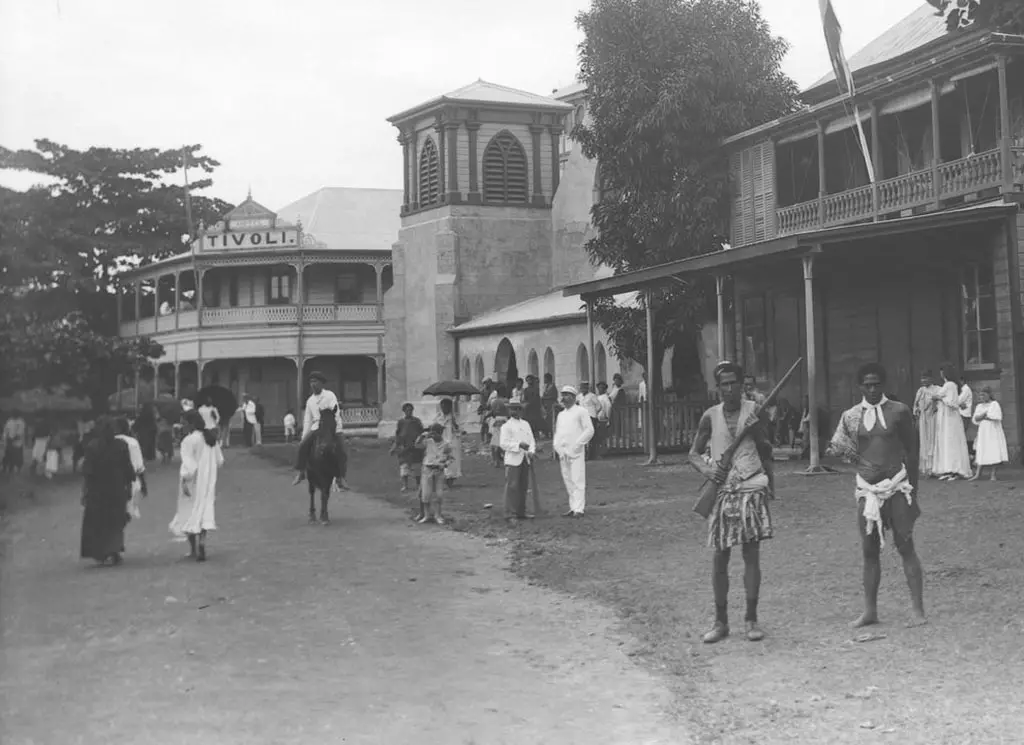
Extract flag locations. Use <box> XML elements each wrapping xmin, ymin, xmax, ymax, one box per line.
<box><xmin>818</xmin><ymin>0</ymin><xmax>875</xmax><ymax>183</ymax></box>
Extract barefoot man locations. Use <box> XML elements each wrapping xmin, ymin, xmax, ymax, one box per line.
<box><xmin>827</xmin><ymin>362</ymin><xmax>926</xmax><ymax>628</ymax></box>
<box><xmin>689</xmin><ymin>362</ymin><xmax>775</xmax><ymax>644</ymax></box>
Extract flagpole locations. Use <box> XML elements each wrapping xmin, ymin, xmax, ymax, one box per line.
<box><xmin>183</xmin><ymin>148</ymin><xmax>195</xmax><ymax>240</ymax></box>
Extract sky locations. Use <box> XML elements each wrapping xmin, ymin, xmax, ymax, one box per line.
<box><xmin>0</xmin><ymin>0</ymin><xmax>924</xmax><ymax>211</ymax></box>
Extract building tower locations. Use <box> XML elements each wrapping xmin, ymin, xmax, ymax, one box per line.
<box><xmin>382</xmin><ymin>80</ymin><xmax>572</xmax><ymax>424</ymax></box>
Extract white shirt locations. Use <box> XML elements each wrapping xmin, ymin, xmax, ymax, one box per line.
<box><xmin>198</xmin><ymin>405</ymin><xmax>220</xmax><ymax>430</ymax></box>
<box><xmin>244</xmin><ymin>400</ymin><xmax>258</xmax><ymax>424</ymax></box>
<box><xmin>116</xmin><ymin>434</ymin><xmax>145</xmax><ymax>475</ymax></box>
<box><xmin>554</xmin><ymin>404</ymin><xmax>595</xmax><ymax>459</ymax></box>
<box><xmin>499</xmin><ymin>416</ymin><xmax>536</xmax><ymax>467</ymax></box>
<box><xmin>580</xmin><ymin>392</ymin><xmax>601</xmax><ymax>419</ymax></box>
<box><xmin>638</xmin><ymin>380</ymin><xmax>648</xmax><ymax>402</ymax></box>
<box><xmin>283</xmin><ymin>413</ymin><xmax>296</xmax><ymax>428</ymax></box>
<box><xmin>303</xmin><ymin>389</ymin><xmax>344</xmax><ymax>434</ymax></box>
<box><xmin>597</xmin><ymin>393</ymin><xmax>612</xmax><ymax>421</ymax></box>
<box><xmin>510</xmin><ymin>388</ymin><xmax>524</xmax><ymax>403</ymax></box>
<box><xmin>3</xmin><ymin>417</ymin><xmax>26</xmax><ymax>446</ymax></box>
<box><xmin>957</xmin><ymin>385</ymin><xmax>973</xmax><ymax>419</ymax></box>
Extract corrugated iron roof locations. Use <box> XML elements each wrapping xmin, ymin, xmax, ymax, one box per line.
<box><xmin>452</xmin><ymin>285</ymin><xmax>640</xmax><ymax>334</ymax></box>
<box><xmin>275</xmin><ymin>187</ymin><xmax>403</xmax><ymax>253</ymax></box>
<box><xmin>388</xmin><ymin>79</ymin><xmax>572</xmax><ymax>123</ymax></box>
<box><xmin>809</xmin><ymin>3</ymin><xmax>948</xmax><ymax>91</ymax></box>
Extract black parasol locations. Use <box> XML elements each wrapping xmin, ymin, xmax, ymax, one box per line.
<box><xmin>422</xmin><ymin>380</ymin><xmax>481</xmax><ymax>397</ymax></box>
<box><xmin>195</xmin><ymin>385</ymin><xmax>237</xmax><ymax>425</ymax></box>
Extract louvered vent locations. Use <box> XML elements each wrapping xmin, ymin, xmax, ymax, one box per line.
<box><xmin>419</xmin><ymin>138</ymin><xmax>440</xmax><ymax>207</ymax></box>
<box><xmin>482</xmin><ymin>131</ymin><xmax>529</xmax><ymax>204</ymax></box>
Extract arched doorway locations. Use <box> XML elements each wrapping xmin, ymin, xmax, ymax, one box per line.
<box><xmin>461</xmin><ymin>357</ymin><xmax>471</xmax><ymax>380</ymax></box>
<box><xmin>494</xmin><ymin>338</ymin><xmax>518</xmax><ymax>386</ymax></box>
<box><xmin>543</xmin><ymin>347</ymin><xmax>555</xmax><ymax>382</ymax></box>
<box><xmin>596</xmin><ymin>342</ymin><xmax>608</xmax><ymax>384</ymax></box>
<box><xmin>475</xmin><ymin>355</ymin><xmax>485</xmax><ymax>385</ymax></box>
<box><xmin>527</xmin><ymin>349</ymin><xmax>539</xmax><ymax>378</ymax></box>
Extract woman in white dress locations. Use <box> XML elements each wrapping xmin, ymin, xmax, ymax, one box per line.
<box><xmin>170</xmin><ymin>410</ymin><xmax>223</xmax><ymax>562</ymax></box>
<box><xmin>970</xmin><ymin>387</ymin><xmax>1008</xmax><ymax>481</ymax></box>
<box><xmin>912</xmin><ymin>370</ymin><xmax>941</xmax><ymax>477</ymax></box>
<box><xmin>434</xmin><ymin>397</ymin><xmax>463</xmax><ymax>486</ymax></box>
<box><xmin>931</xmin><ymin>365</ymin><xmax>972</xmax><ymax>481</ymax></box>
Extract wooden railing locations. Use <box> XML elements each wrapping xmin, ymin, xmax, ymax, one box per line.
<box><xmin>302</xmin><ymin>304</ymin><xmax>379</xmax><ymax>323</ymax></box>
<box><xmin>203</xmin><ymin>305</ymin><xmax>298</xmax><ymax>325</ymax></box>
<box><xmin>339</xmin><ymin>406</ymin><xmax>382</xmax><ymax>425</ymax></box>
<box><xmin>543</xmin><ymin>399</ymin><xmax>711</xmax><ymax>455</ymax></box>
<box><xmin>776</xmin><ymin>147</ymin><xmax>1020</xmax><ymax>237</ymax></box>
<box><xmin>121</xmin><ymin>304</ymin><xmax>381</xmax><ymax>336</ymax></box>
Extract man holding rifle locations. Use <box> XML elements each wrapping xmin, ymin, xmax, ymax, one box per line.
<box><xmin>689</xmin><ymin>361</ymin><xmax>775</xmax><ymax>644</ymax></box>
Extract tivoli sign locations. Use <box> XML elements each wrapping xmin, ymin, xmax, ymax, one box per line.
<box><xmin>200</xmin><ymin>229</ymin><xmax>300</xmax><ymax>251</ymax></box>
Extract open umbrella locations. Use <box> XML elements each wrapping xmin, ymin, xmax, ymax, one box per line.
<box><xmin>422</xmin><ymin>380</ymin><xmax>480</xmax><ymax>397</ymax></box>
<box><xmin>195</xmin><ymin>385</ymin><xmax>238</xmax><ymax>425</ymax></box>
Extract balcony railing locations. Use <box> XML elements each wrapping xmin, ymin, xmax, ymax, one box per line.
<box><xmin>776</xmin><ymin>147</ymin><xmax>1023</xmax><ymax>237</ymax></box>
<box><xmin>120</xmin><ymin>303</ymin><xmax>380</xmax><ymax>337</ymax></box>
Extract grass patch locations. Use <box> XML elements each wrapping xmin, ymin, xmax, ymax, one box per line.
<box><xmin>260</xmin><ymin>438</ymin><xmax>1024</xmax><ymax>743</ymax></box>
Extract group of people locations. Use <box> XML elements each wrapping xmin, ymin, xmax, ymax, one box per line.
<box><xmin>77</xmin><ymin>406</ymin><xmax>223</xmax><ymax>567</ymax></box>
<box><xmin>389</xmin><ymin>398</ymin><xmax>464</xmax><ymax>524</ymax></box>
<box><xmin>913</xmin><ymin>365</ymin><xmax>1008</xmax><ymax>481</ymax></box>
<box><xmin>690</xmin><ymin>360</ymin><xmax>928</xmax><ymax>645</ymax></box>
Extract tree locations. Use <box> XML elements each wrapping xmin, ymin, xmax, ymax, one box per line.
<box><xmin>937</xmin><ymin>0</ymin><xmax>1024</xmax><ymax>33</ymax></box>
<box><xmin>574</xmin><ymin>0</ymin><xmax>799</xmax><ymax>389</ymax></box>
<box><xmin>0</xmin><ymin>141</ymin><xmax>232</xmax><ymax>408</ymax></box>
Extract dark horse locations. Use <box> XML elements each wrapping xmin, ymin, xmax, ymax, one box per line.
<box><xmin>306</xmin><ymin>406</ymin><xmax>345</xmax><ymax>525</ymax></box>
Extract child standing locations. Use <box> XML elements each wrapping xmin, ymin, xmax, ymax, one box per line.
<box><xmin>489</xmin><ymin>405</ymin><xmax>508</xmax><ymax>468</ymax></box>
<box><xmin>416</xmin><ymin>423</ymin><xmax>453</xmax><ymax>525</ymax></box>
<box><xmin>283</xmin><ymin>409</ymin><xmax>297</xmax><ymax>443</ymax></box>
<box><xmin>970</xmin><ymin>386</ymin><xmax>1008</xmax><ymax>481</ymax></box>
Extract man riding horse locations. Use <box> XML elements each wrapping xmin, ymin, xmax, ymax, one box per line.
<box><xmin>291</xmin><ymin>371</ymin><xmax>349</xmax><ymax>490</ymax></box>
<box><xmin>305</xmin><ymin>404</ymin><xmax>344</xmax><ymax>524</ymax></box>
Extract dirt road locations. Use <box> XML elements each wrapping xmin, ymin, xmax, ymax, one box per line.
<box><xmin>0</xmin><ymin>451</ymin><xmax>690</xmax><ymax>745</ymax></box>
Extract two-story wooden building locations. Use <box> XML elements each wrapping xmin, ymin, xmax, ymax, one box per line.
<box><xmin>116</xmin><ymin>189</ymin><xmax>400</xmax><ymax>431</ymax></box>
<box><xmin>565</xmin><ymin>6</ymin><xmax>1024</xmax><ymax>460</ymax></box>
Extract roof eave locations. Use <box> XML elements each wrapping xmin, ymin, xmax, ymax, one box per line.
<box><xmin>388</xmin><ymin>95</ymin><xmax>573</xmax><ymax>125</ymax></box>
<box><xmin>450</xmin><ymin>312</ymin><xmax>586</xmax><ymax>337</ymax></box>
<box><xmin>722</xmin><ymin>31</ymin><xmax>1023</xmax><ymax>148</ymax></box>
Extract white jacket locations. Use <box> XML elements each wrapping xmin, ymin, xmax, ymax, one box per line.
<box><xmin>553</xmin><ymin>404</ymin><xmax>595</xmax><ymax>459</ymax></box>
<box><xmin>500</xmin><ymin>417</ymin><xmax>536</xmax><ymax>466</ymax></box>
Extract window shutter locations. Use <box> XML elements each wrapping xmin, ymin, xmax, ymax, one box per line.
<box><xmin>483</xmin><ymin>131</ymin><xmax>529</xmax><ymax>204</ymax></box>
<box><xmin>729</xmin><ymin>150</ymin><xmax>745</xmax><ymax>246</ymax></box>
<box><xmin>741</xmin><ymin>148</ymin><xmax>755</xmax><ymax>245</ymax></box>
<box><xmin>418</xmin><ymin>138</ymin><xmax>440</xmax><ymax>207</ymax></box>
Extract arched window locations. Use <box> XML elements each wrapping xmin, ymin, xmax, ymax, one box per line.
<box><xmin>419</xmin><ymin>137</ymin><xmax>440</xmax><ymax>208</ymax></box>
<box><xmin>475</xmin><ymin>355</ymin><xmax>485</xmax><ymax>385</ymax></box>
<box><xmin>462</xmin><ymin>357</ymin><xmax>471</xmax><ymax>381</ymax></box>
<box><xmin>543</xmin><ymin>347</ymin><xmax>555</xmax><ymax>382</ymax></box>
<box><xmin>596</xmin><ymin>342</ymin><xmax>608</xmax><ymax>384</ymax></box>
<box><xmin>482</xmin><ymin>130</ymin><xmax>529</xmax><ymax>204</ymax></box>
<box><xmin>576</xmin><ymin>343</ymin><xmax>590</xmax><ymax>385</ymax></box>
<box><xmin>527</xmin><ymin>349</ymin><xmax>539</xmax><ymax>378</ymax></box>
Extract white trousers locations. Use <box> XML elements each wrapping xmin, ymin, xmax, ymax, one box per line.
<box><xmin>559</xmin><ymin>455</ymin><xmax>586</xmax><ymax>513</ymax></box>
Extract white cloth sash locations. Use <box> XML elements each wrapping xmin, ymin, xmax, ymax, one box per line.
<box><xmin>855</xmin><ymin>465</ymin><xmax>914</xmax><ymax>547</ymax></box>
<box><xmin>860</xmin><ymin>395</ymin><xmax>889</xmax><ymax>431</ymax></box>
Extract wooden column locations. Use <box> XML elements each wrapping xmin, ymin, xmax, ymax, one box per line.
<box><xmin>133</xmin><ymin>367</ymin><xmax>140</xmax><ymax>415</ymax></box>
<box><xmin>644</xmin><ymin>288</ymin><xmax>658</xmax><ymax>465</ymax></box>
<box><xmin>196</xmin><ymin>269</ymin><xmax>204</xmax><ymax>328</ymax></box>
<box><xmin>529</xmin><ymin>124</ymin><xmax>545</xmax><ymax>206</ymax></box>
<box><xmin>398</xmin><ymin>131</ymin><xmax>411</xmax><ymax>210</ymax></box>
<box><xmin>585</xmin><ymin>299</ymin><xmax>597</xmax><ymax>385</ymax></box>
<box><xmin>817</xmin><ymin>120</ymin><xmax>826</xmax><ymax>227</ymax></box>
<box><xmin>870</xmin><ymin>102</ymin><xmax>881</xmax><ymax>220</ymax></box>
<box><xmin>374</xmin><ymin>263</ymin><xmax>384</xmax><ymax>321</ymax></box>
<box><xmin>930</xmin><ymin>80</ymin><xmax>942</xmax><ymax>208</ymax></box>
<box><xmin>997</xmin><ymin>55</ymin><xmax>1013</xmax><ymax>193</ymax></box>
<box><xmin>134</xmin><ymin>282</ymin><xmax>141</xmax><ymax>336</ymax></box>
<box><xmin>293</xmin><ymin>357</ymin><xmax>304</xmax><ymax>416</ymax></box>
<box><xmin>550</xmin><ymin>126</ymin><xmax>563</xmax><ymax>195</ymax></box>
<box><xmin>173</xmin><ymin>362</ymin><xmax>181</xmax><ymax>400</ymax></box>
<box><xmin>715</xmin><ymin>274</ymin><xmax>726</xmax><ymax>360</ymax></box>
<box><xmin>174</xmin><ymin>271</ymin><xmax>181</xmax><ymax>330</ymax></box>
<box><xmin>375</xmin><ymin>353</ymin><xmax>385</xmax><ymax>408</ymax></box>
<box><xmin>801</xmin><ymin>253</ymin><xmax>825</xmax><ymax>474</ymax></box>
<box><xmin>466</xmin><ymin>120</ymin><xmax>481</xmax><ymax>204</ymax></box>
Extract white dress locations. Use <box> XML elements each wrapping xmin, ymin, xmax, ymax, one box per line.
<box><xmin>932</xmin><ymin>381</ymin><xmax>972</xmax><ymax>477</ymax></box>
<box><xmin>435</xmin><ymin>412</ymin><xmax>463</xmax><ymax>481</ymax></box>
<box><xmin>972</xmin><ymin>401</ymin><xmax>1009</xmax><ymax>466</ymax></box>
<box><xmin>169</xmin><ymin>431</ymin><xmax>223</xmax><ymax>539</ymax></box>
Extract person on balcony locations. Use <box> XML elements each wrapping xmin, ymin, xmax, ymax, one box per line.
<box><xmin>291</xmin><ymin>371</ymin><xmax>347</xmax><ymax>489</ymax></box>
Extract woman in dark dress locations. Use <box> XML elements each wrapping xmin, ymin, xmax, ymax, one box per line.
<box><xmin>134</xmin><ymin>403</ymin><xmax>157</xmax><ymax>462</ymax></box>
<box><xmin>80</xmin><ymin>416</ymin><xmax>136</xmax><ymax>566</ymax></box>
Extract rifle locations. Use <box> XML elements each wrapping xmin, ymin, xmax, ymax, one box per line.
<box><xmin>693</xmin><ymin>358</ymin><xmax>803</xmax><ymax>519</ymax></box>
<box><xmin>526</xmin><ymin>454</ymin><xmax>543</xmax><ymax>516</ymax></box>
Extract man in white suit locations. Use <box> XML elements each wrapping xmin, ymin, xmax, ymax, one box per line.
<box><xmin>553</xmin><ymin>386</ymin><xmax>595</xmax><ymax>518</ymax></box>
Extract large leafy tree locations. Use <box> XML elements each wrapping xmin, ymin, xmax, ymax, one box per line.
<box><xmin>935</xmin><ymin>0</ymin><xmax>1024</xmax><ymax>33</ymax></box>
<box><xmin>575</xmin><ymin>0</ymin><xmax>798</xmax><ymax>389</ymax></box>
<box><xmin>0</xmin><ymin>141</ymin><xmax>232</xmax><ymax>409</ymax></box>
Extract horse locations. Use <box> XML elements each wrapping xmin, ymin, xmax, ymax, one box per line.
<box><xmin>306</xmin><ymin>406</ymin><xmax>343</xmax><ymax>525</ymax></box>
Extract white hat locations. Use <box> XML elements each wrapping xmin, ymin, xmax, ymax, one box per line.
<box><xmin>560</xmin><ymin>385</ymin><xmax>578</xmax><ymax>396</ymax></box>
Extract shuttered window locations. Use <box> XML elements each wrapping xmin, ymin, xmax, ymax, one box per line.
<box><xmin>482</xmin><ymin>131</ymin><xmax>529</xmax><ymax>204</ymax></box>
<box><xmin>418</xmin><ymin>137</ymin><xmax>440</xmax><ymax>208</ymax></box>
<box><xmin>729</xmin><ymin>141</ymin><xmax>777</xmax><ymax>247</ymax></box>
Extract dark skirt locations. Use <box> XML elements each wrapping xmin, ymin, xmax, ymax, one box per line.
<box><xmin>81</xmin><ymin>493</ymin><xmax>129</xmax><ymax>561</ymax></box>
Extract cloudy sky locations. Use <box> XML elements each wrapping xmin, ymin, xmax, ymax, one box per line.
<box><xmin>0</xmin><ymin>0</ymin><xmax>923</xmax><ymax>210</ymax></box>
